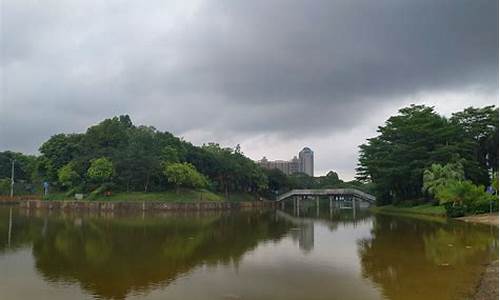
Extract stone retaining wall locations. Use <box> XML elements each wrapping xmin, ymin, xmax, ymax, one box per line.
<box><xmin>19</xmin><ymin>200</ymin><xmax>276</xmax><ymax>211</ymax></box>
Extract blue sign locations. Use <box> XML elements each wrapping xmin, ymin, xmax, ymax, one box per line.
<box><xmin>486</xmin><ymin>186</ymin><xmax>494</xmax><ymax>194</ymax></box>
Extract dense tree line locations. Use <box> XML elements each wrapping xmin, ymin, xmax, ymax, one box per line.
<box><xmin>357</xmin><ymin>105</ymin><xmax>498</xmax><ymax>205</ymax></box>
<box><xmin>0</xmin><ymin>151</ymin><xmax>38</xmax><ymax>194</ymax></box>
<box><xmin>31</xmin><ymin>115</ymin><xmax>271</xmax><ymax>197</ymax></box>
<box><xmin>2</xmin><ymin>115</ymin><xmax>366</xmax><ymax>199</ymax></box>
<box><xmin>0</xmin><ymin>115</ymin><xmax>376</xmax><ymax>199</ymax></box>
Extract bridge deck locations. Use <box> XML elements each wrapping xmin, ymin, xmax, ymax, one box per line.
<box><xmin>276</xmin><ymin>188</ymin><xmax>375</xmax><ymax>203</ymax></box>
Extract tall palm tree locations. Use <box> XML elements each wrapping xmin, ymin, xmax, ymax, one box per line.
<box><xmin>422</xmin><ymin>162</ymin><xmax>464</xmax><ymax>196</ymax></box>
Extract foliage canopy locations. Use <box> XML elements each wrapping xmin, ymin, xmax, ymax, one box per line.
<box><xmin>357</xmin><ymin>105</ymin><xmax>498</xmax><ymax>205</ymax></box>
<box><xmin>163</xmin><ymin>163</ymin><xmax>207</xmax><ymax>192</ymax></box>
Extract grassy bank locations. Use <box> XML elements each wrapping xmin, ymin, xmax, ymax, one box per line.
<box><xmin>370</xmin><ymin>203</ymin><xmax>446</xmax><ymax>217</ymax></box>
<box><xmin>43</xmin><ymin>189</ymin><xmax>263</xmax><ymax>203</ymax></box>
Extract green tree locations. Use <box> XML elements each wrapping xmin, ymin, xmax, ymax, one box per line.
<box><xmin>81</xmin><ymin>116</ymin><xmax>131</xmax><ymax>159</ymax></box>
<box><xmin>316</xmin><ymin>171</ymin><xmax>342</xmax><ymax>188</ymax></box>
<box><xmin>0</xmin><ymin>151</ymin><xmax>38</xmax><ymax>194</ymax></box>
<box><xmin>0</xmin><ymin>151</ymin><xmax>37</xmax><ymax>180</ymax></box>
<box><xmin>121</xmin><ymin>126</ymin><xmax>162</xmax><ymax>192</ymax></box>
<box><xmin>87</xmin><ymin>158</ymin><xmax>114</xmax><ymax>184</ymax></box>
<box><xmin>187</xmin><ymin>143</ymin><xmax>267</xmax><ymax>197</ymax></box>
<box><xmin>450</xmin><ymin>106</ymin><xmax>499</xmax><ymax>177</ymax></box>
<box><xmin>163</xmin><ymin>162</ymin><xmax>207</xmax><ymax>193</ymax></box>
<box><xmin>7</xmin><ymin>115</ymin><xmax>277</xmax><ymax>197</ymax></box>
<box><xmin>38</xmin><ymin>134</ymin><xmax>83</xmax><ymax>182</ymax></box>
<box><xmin>161</xmin><ymin>145</ymin><xmax>180</xmax><ymax>164</ymax></box>
<box><xmin>357</xmin><ymin>105</ymin><xmax>493</xmax><ymax>205</ymax></box>
<box><xmin>422</xmin><ymin>162</ymin><xmax>465</xmax><ymax>197</ymax></box>
<box><xmin>200</xmin><ymin>143</ymin><xmax>235</xmax><ymax>197</ymax></box>
<box><xmin>246</xmin><ymin>163</ymin><xmax>268</xmax><ymax>193</ymax></box>
<box><xmin>263</xmin><ymin>168</ymin><xmax>290</xmax><ymax>195</ymax></box>
<box><xmin>57</xmin><ymin>163</ymin><xmax>80</xmax><ymax>188</ymax></box>
<box><xmin>289</xmin><ymin>172</ymin><xmax>316</xmax><ymax>189</ymax></box>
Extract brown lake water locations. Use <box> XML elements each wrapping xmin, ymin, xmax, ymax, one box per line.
<box><xmin>0</xmin><ymin>205</ymin><xmax>497</xmax><ymax>300</ymax></box>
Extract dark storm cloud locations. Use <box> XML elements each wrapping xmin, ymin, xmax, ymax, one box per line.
<box><xmin>0</xmin><ymin>0</ymin><xmax>498</xmax><ymax>177</ymax></box>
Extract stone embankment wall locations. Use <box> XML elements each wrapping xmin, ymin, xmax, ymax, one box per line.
<box><xmin>0</xmin><ymin>195</ymin><xmax>39</xmax><ymax>204</ymax></box>
<box><xmin>19</xmin><ymin>200</ymin><xmax>276</xmax><ymax>211</ymax></box>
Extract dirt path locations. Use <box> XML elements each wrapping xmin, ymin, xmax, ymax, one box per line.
<box><xmin>456</xmin><ymin>213</ymin><xmax>499</xmax><ymax>226</ymax></box>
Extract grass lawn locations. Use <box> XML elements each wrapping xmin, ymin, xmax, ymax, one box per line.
<box><xmin>370</xmin><ymin>203</ymin><xmax>446</xmax><ymax>217</ymax></box>
<box><xmin>42</xmin><ymin>189</ymin><xmax>263</xmax><ymax>203</ymax></box>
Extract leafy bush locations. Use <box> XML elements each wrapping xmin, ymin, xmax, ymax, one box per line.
<box><xmin>469</xmin><ymin>197</ymin><xmax>499</xmax><ymax>215</ymax></box>
<box><xmin>437</xmin><ymin>180</ymin><xmax>485</xmax><ymax>206</ymax></box>
<box><xmin>437</xmin><ymin>180</ymin><xmax>498</xmax><ymax>216</ymax></box>
<box><xmin>443</xmin><ymin>203</ymin><xmax>467</xmax><ymax>218</ymax></box>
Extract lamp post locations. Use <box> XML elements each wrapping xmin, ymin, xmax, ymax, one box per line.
<box><xmin>10</xmin><ymin>159</ymin><xmax>15</xmax><ymax>198</ymax></box>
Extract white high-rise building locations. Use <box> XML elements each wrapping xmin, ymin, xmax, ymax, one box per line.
<box><xmin>299</xmin><ymin>147</ymin><xmax>314</xmax><ymax>176</ymax></box>
<box><xmin>257</xmin><ymin>147</ymin><xmax>314</xmax><ymax>176</ymax></box>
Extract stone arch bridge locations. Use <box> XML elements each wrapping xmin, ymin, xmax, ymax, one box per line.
<box><xmin>276</xmin><ymin>188</ymin><xmax>376</xmax><ymax>214</ymax></box>
<box><xmin>277</xmin><ymin>188</ymin><xmax>375</xmax><ymax>203</ymax></box>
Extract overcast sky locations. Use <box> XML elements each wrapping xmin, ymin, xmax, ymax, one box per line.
<box><xmin>1</xmin><ymin>0</ymin><xmax>498</xmax><ymax>179</ymax></box>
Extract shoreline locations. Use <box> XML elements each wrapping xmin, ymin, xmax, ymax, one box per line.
<box><xmin>456</xmin><ymin>213</ymin><xmax>499</xmax><ymax>226</ymax></box>
<box><xmin>369</xmin><ymin>204</ymin><xmax>446</xmax><ymax>217</ymax></box>
<box><xmin>472</xmin><ymin>260</ymin><xmax>499</xmax><ymax>300</ymax></box>
<box><xmin>16</xmin><ymin>199</ymin><xmax>276</xmax><ymax>212</ymax></box>
<box><xmin>460</xmin><ymin>213</ymin><xmax>498</xmax><ymax>300</ymax></box>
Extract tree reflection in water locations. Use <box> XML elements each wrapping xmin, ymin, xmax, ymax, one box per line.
<box><xmin>1</xmin><ymin>209</ymin><xmax>292</xmax><ymax>300</ymax></box>
<box><xmin>358</xmin><ymin>214</ymin><xmax>498</xmax><ymax>300</ymax></box>
<box><xmin>3</xmin><ymin>207</ymin><xmax>497</xmax><ymax>300</ymax></box>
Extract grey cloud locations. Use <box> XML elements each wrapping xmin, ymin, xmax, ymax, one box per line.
<box><xmin>0</xmin><ymin>0</ymin><xmax>498</xmax><ymax>177</ymax></box>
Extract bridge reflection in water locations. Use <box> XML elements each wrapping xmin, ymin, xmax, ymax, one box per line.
<box><xmin>275</xmin><ymin>198</ymin><xmax>373</xmax><ymax>253</ymax></box>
